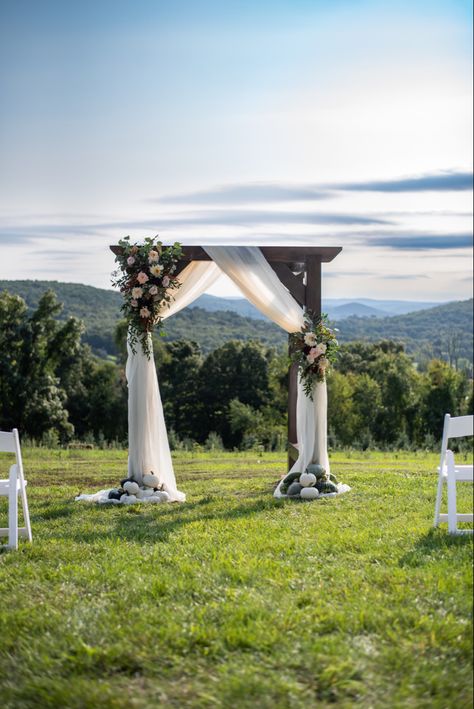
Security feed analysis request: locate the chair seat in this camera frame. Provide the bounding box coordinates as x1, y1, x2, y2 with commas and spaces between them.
0, 478, 27, 494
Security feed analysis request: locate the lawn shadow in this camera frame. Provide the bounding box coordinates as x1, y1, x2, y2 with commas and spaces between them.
399, 527, 473, 568
30, 502, 76, 522
59, 493, 289, 545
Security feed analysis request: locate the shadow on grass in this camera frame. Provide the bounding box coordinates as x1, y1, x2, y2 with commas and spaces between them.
399, 527, 473, 567
30, 502, 76, 522
50, 493, 292, 545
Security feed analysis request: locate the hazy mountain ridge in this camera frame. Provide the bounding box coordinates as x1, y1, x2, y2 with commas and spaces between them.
190, 294, 442, 320
0, 280, 471, 365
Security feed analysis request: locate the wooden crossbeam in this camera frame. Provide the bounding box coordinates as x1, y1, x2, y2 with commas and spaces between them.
269, 263, 305, 306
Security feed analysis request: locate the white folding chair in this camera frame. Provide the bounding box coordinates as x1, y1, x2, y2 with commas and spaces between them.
433, 414, 473, 535
0, 429, 32, 549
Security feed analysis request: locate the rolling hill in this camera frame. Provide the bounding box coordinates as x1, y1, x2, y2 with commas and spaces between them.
0, 280, 471, 365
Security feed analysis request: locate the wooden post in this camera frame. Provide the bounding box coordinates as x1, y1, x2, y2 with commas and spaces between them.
305, 256, 322, 315
287, 256, 322, 470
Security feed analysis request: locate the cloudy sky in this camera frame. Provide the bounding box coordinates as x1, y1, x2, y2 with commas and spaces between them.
0, 0, 472, 302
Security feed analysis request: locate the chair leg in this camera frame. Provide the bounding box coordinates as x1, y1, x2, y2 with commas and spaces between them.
447, 458, 458, 534
433, 472, 444, 527
8, 470, 18, 550
20, 485, 32, 543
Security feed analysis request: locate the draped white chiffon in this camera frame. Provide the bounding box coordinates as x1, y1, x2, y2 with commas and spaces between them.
203, 247, 330, 497
126, 262, 220, 500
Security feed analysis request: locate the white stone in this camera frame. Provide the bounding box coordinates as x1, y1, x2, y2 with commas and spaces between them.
299, 472, 317, 487
300, 487, 320, 500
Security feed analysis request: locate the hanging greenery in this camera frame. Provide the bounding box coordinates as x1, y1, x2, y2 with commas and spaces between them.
289, 312, 339, 398
112, 236, 183, 357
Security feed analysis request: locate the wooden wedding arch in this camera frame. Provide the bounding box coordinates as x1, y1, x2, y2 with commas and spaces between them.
111, 244, 342, 468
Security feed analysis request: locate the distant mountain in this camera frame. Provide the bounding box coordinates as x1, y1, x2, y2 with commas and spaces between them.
189, 294, 442, 320
0, 280, 470, 365
336, 299, 473, 367
328, 302, 387, 319
325, 298, 441, 316
192, 294, 266, 320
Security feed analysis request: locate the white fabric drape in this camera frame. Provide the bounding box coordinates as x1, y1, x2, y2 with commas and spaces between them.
163, 262, 221, 319
125, 262, 219, 501
203, 246, 304, 334
203, 246, 330, 497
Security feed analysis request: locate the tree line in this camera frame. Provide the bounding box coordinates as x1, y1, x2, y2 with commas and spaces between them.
0, 290, 472, 449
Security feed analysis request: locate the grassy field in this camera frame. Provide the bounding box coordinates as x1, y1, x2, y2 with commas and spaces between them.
0, 449, 472, 709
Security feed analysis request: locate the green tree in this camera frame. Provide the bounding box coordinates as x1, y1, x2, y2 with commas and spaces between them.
158, 340, 203, 440
197, 341, 272, 446
0, 290, 83, 439
421, 360, 469, 439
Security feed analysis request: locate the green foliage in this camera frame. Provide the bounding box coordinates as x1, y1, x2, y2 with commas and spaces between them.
0, 290, 81, 439
0, 290, 128, 444
328, 342, 472, 449
1, 281, 472, 369
337, 299, 474, 369
0, 285, 472, 451
0, 449, 472, 707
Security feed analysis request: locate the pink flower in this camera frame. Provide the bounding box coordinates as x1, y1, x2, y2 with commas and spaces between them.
313, 343, 327, 358
149, 285, 159, 295
140, 306, 151, 318
130, 299, 138, 307
127, 256, 135, 266
137, 271, 149, 284
162, 275, 170, 287
131, 287, 143, 299
148, 250, 160, 263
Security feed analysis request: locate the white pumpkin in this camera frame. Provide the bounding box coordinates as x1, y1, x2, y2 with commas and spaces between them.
143, 473, 160, 488
123, 481, 140, 495
300, 486, 320, 500
299, 472, 317, 487
123, 494, 137, 504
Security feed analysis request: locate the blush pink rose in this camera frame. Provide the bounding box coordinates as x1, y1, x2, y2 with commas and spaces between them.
140, 306, 151, 318
127, 256, 135, 266
149, 285, 159, 295
130, 299, 138, 307
137, 271, 149, 284
162, 275, 170, 287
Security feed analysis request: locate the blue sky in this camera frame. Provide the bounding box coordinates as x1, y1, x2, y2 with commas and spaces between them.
0, 0, 472, 301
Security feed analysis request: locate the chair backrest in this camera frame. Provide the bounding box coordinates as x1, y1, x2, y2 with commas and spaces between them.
446, 414, 474, 439
440, 414, 474, 471
0, 429, 24, 480
0, 430, 16, 453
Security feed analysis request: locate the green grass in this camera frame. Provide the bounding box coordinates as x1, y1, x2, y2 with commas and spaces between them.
0, 449, 472, 709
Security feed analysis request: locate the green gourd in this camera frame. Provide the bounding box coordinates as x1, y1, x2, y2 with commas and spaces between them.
306, 464, 327, 480
287, 482, 303, 497
316, 480, 338, 494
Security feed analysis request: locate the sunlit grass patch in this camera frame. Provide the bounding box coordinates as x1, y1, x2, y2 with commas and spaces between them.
0, 449, 472, 708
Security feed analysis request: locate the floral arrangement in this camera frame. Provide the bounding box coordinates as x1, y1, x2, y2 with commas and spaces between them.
289, 312, 339, 398
112, 236, 183, 357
